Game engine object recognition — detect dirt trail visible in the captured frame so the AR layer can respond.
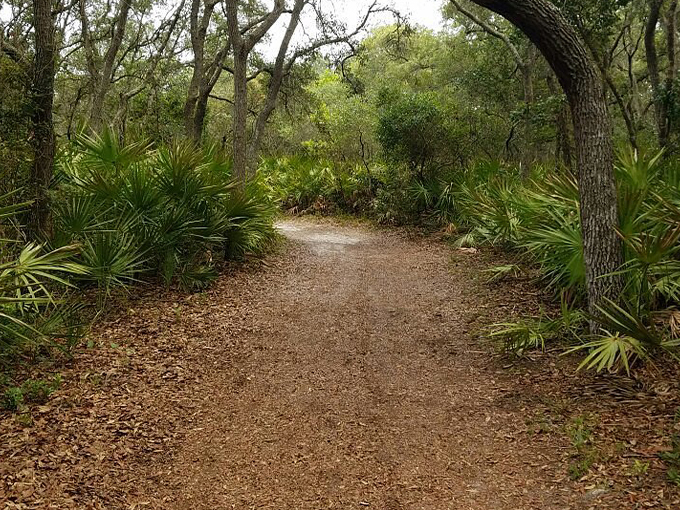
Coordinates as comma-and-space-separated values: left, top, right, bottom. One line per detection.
138, 218, 575, 509
18, 217, 670, 509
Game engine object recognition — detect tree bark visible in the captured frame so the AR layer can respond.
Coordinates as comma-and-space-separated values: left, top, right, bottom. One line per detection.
29, 0, 57, 239
546, 75, 573, 167
230, 46, 249, 182
646, 0, 670, 147
81, 0, 133, 133
665, 0, 678, 140
467, 0, 623, 321
666, 1, 678, 86
184, 0, 217, 143
225, 0, 285, 182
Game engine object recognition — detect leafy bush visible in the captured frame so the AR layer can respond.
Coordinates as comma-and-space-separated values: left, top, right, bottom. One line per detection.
377, 91, 464, 180
0, 56, 32, 198
660, 428, 680, 486
0, 132, 275, 361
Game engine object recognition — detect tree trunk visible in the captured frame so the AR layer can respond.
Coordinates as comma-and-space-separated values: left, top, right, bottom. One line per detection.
184, 0, 211, 143
467, 0, 623, 322
224, 0, 284, 183
666, 1, 678, 86
248, 0, 305, 166
666, 0, 678, 140
546, 75, 573, 167
231, 49, 249, 182
581, 31, 640, 150
89, 80, 107, 133
29, 0, 56, 239
646, 0, 670, 148
520, 58, 535, 104
192, 90, 210, 142
519, 59, 534, 180
86, 0, 133, 133
184, 92, 201, 143
184, 86, 202, 142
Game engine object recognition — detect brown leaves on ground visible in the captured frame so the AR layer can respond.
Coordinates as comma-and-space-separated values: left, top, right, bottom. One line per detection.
1, 217, 680, 509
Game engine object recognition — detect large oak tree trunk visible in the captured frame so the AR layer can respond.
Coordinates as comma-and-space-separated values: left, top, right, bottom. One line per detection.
468, 0, 623, 320
29, 0, 57, 239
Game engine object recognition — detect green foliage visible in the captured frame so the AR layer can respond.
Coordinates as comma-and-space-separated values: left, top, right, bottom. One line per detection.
490, 318, 553, 354
571, 333, 647, 376
304, 70, 379, 165
491, 295, 588, 355
20, 376, 61, 404
1, 189, 87, 356
79, 232, 147, 295
629, 459, 650, 477
455, 173, 525, 247
54, 130, 275, 298
567, 297, 679, 375
267, 143, 680, 374
660, 434, 680, 486
566, 414, 599, 480
0, 242, 85, 353
0, 56, 32, 197
484, 264, 523, 283
377, 92, 456, 178
449, 150, 680, 372
261, 156, 372, 214
0, 130, 274, 358
1, 375, 61, 412
1, 386, 24, 411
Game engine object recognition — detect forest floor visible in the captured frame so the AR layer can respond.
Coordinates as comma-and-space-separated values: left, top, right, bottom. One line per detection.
2, 217, 680, 509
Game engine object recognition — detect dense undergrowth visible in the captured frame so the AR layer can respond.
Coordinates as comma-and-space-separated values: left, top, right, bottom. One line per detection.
261, 150, 680, 374
0, 131, 276, 375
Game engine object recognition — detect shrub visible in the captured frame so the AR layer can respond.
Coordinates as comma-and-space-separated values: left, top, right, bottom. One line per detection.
377, 92, 461, 180
0, 234, 85, 355
1, 376, 61, 412
1, 132, 275, 358
472, 150, 680, 372
53, 130, 276, 298
261, 156, 372, 214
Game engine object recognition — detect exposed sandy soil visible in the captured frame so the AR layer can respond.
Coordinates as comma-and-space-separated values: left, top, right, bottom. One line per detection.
2, 217, 679, 509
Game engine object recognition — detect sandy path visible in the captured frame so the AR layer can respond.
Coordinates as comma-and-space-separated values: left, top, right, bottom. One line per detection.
141, 218, 575, 509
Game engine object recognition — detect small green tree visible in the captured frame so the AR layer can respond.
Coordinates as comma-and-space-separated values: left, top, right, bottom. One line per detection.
376, 92, 452, 180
